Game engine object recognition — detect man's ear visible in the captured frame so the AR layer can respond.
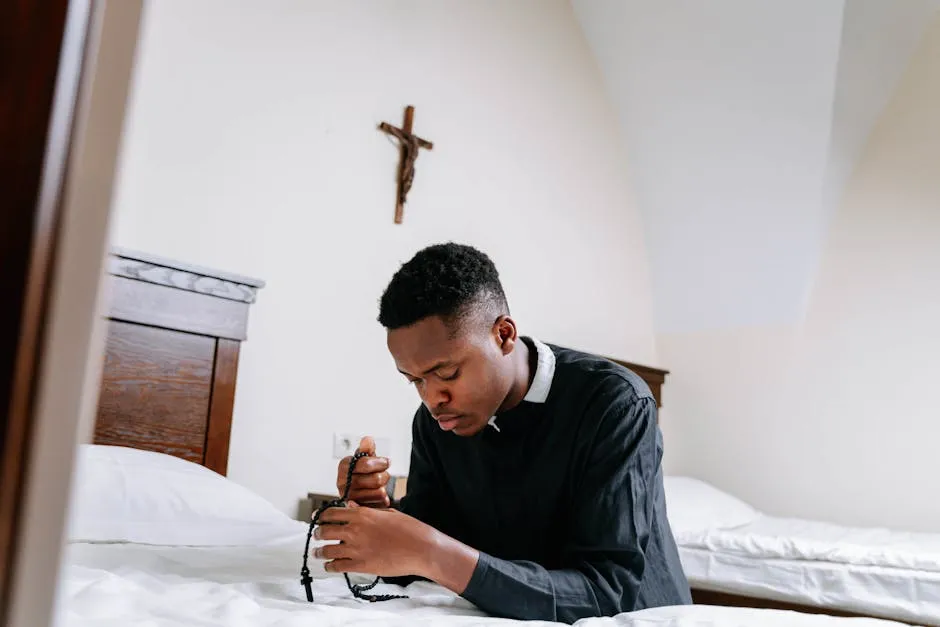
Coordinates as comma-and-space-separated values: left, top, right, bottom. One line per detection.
493, 315, 518, 356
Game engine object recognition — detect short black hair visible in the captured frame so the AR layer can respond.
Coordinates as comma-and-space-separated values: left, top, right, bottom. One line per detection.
378, 242, 509, 331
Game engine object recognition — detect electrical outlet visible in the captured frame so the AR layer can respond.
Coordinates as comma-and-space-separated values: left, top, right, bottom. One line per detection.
332, 433, 391, 459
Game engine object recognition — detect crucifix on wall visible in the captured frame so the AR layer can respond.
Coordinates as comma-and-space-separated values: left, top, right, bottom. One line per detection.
378, 105, 433, 224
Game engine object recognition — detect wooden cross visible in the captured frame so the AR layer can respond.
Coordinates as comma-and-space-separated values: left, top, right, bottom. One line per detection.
378, 106, 433, 224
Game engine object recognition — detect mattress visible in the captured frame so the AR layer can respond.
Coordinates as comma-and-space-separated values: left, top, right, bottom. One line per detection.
57, 530, 909, 627
57, 450, 920, 626
677, 515, 940, 626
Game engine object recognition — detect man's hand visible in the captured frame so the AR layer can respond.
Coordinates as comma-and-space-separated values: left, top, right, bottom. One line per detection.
336, 436, 390, 507
314, 502, 479, 592
314, 502, 433, 578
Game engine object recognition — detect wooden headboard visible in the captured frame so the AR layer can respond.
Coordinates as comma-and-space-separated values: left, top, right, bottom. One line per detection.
91, 247, 265, 476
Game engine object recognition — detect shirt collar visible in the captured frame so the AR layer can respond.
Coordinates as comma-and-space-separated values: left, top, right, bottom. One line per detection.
487, 336, 555, 432
522, 336, 555, 403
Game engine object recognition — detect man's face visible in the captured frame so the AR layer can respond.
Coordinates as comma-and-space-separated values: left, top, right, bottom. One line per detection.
387, 315, 513, 437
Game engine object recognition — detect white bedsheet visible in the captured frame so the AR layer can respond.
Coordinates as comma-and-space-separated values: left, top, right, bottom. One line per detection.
678, 515, 940, 626
680, 515, 940, 573
57, 528, 908, 627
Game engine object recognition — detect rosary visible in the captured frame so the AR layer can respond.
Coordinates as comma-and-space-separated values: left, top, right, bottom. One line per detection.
300, 449, 408, 603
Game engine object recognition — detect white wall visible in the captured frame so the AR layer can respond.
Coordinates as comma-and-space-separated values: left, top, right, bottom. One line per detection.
572, 0, 937, 337
572, 0, 846, 332
659, 14, 940, 533
821, 0, 940, 225
109, 0, 658, 516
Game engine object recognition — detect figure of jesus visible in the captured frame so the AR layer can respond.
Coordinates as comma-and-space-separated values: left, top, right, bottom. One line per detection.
379, 106, 433, 223
381, 123, 420, 206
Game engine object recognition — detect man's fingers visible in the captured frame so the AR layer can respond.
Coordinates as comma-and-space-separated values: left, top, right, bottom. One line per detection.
355, 457, 390, 474
357, 497, 391, 509
353, 471, 389, 489
314, 543, 353, 560
339, 456, 389, 475
314, 523, 345, 541
336, 458, 389, 495
325, 558, 367, 574
317, 507, 356, 524
358, 436, 376, 456
347, 488, 389, 505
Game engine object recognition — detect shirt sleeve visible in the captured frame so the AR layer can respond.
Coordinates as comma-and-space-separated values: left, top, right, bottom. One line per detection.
459, 384, 661, 624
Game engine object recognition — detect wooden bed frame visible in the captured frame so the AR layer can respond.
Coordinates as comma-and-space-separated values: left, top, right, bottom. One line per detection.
87, 259, 900, 624
91, 247, 265, 476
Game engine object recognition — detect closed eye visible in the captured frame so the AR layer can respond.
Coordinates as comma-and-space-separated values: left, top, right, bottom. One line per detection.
438, 369, 459, 381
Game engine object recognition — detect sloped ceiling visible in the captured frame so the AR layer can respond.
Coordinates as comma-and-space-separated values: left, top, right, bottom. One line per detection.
572, 0, 939, 333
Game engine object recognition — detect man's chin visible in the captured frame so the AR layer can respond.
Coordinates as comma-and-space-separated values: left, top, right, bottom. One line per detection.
451, 420, 486, 437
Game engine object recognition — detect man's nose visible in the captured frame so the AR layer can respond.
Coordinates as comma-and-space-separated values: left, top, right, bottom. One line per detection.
423, 381, 451, 409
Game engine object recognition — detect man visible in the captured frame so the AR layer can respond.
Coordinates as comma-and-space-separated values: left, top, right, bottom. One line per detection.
314, 243, 692, 623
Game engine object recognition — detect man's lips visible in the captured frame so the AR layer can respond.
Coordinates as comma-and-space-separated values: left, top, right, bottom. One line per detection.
433, 414, 463, 431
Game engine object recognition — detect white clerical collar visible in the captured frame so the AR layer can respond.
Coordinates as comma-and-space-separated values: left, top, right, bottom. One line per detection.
522, 336, 555, 403
488, 336, 556, 432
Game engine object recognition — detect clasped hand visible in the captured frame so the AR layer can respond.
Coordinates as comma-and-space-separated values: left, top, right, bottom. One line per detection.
335, 435, 392, 507
314, 502, 434, 578
316, 436, 434, 578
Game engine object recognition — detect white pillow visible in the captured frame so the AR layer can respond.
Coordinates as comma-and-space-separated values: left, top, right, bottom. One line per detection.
67, 444, 303, 546
663, 475, 760, 542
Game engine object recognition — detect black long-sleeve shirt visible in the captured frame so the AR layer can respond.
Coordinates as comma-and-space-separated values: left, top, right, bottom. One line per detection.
386, 338, 692, 623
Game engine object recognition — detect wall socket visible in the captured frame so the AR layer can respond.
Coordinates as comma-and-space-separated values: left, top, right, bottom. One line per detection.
332, 433, 391, 459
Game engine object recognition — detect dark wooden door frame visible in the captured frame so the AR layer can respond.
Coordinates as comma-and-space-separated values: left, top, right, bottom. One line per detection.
0, 0, 95, 621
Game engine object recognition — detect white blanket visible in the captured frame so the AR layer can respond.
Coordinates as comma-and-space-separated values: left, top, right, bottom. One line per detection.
57, 530, 908, 627
680, 514, 940, 573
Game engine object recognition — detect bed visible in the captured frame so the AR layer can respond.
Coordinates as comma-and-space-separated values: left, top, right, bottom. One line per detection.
57, 248, 911, 627
605, 357, 939, 626
664, 476, 940, 626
